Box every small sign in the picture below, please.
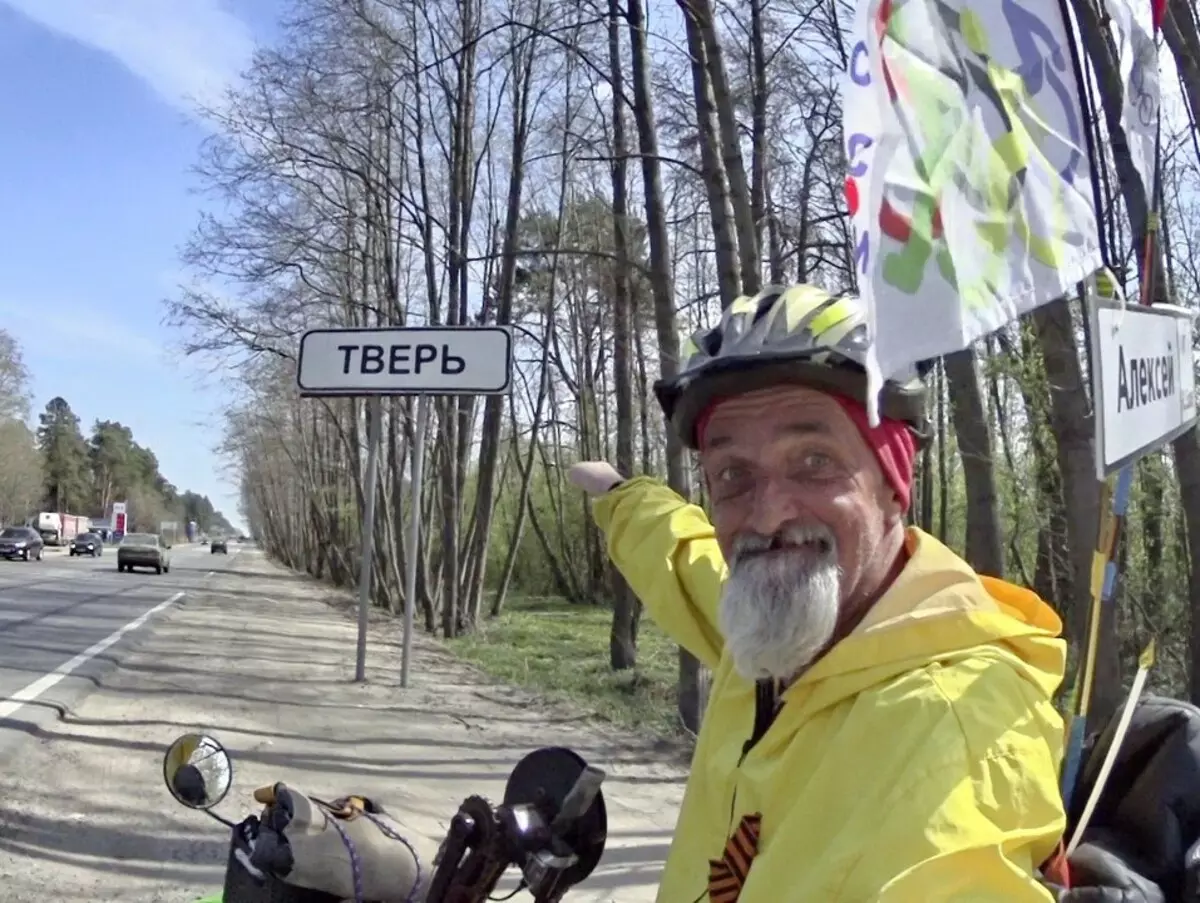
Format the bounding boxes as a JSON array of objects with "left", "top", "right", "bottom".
[
  {"left": 1091, "top": 300, "right": 1198, "bottom": 478},
  {"left": 112, "top": 502, "right": 128, "bottom": 536},
  {"left": 296, "top": 327, "right": 513, "bottom": 397}
]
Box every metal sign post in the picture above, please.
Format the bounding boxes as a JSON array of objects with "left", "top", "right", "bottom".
[
  {"left": 354, "top": 395, "right": 383, "bottom": 682},
  {"left": 401, "top": 394, "right": 431, "bottom": 688},
  {"left": 295, "top": 326, "right": 513, "bottom": 686}
]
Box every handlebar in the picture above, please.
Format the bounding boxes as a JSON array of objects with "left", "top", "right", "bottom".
[
  {"left": 427, "top": 747, "right": 607, "bottom": 903},
  {"left": 162, "top": 733, "right": 608, "bottom": 903}
]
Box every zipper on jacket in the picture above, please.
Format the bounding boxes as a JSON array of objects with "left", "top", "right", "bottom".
[
  {"left": 739, "top": 679, "right": 781, "bottom": 764},
  {"left": 711, "top": 677, "right": 780, "bottom": 902}
]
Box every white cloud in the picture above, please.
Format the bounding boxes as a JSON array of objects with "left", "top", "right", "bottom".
[{"left": 2, "top": 0, "right": 255, "bottom": 114}]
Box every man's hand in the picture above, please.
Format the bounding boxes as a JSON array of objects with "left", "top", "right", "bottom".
[
  {"left": 567, "top": 461, "right": 624, "bottom": 496},
  {"left": 1040, "top": 836, "right": 1166, "bottom": 902}
]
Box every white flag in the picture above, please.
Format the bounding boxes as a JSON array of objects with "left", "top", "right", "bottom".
[
  {"left": 1102, "top": 0, "right": 1161, "bottom": 199},
  {"left": 843, "top": 0, "right": 1104, "bottom": 411}
]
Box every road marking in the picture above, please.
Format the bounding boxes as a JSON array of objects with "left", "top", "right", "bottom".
[{"left": 0, "top": 591, "right": 185, "bottom": 722}]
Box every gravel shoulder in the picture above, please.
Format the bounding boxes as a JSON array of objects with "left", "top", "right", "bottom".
[{"left": 0, "top": 549, "right": 685, "bottom": 902}]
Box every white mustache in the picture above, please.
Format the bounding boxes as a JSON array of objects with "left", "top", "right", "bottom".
[{"left": 730, "top": 523, "right": 836, "bottom": 565}]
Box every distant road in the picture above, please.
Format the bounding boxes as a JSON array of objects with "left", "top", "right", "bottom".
[{"left": 0, "top": 544, "right": 235, "bottom": 759}]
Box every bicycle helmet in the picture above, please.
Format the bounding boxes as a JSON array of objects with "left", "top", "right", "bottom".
[{"left": 654, "top": 283, "right": 929, "bottom": 449}]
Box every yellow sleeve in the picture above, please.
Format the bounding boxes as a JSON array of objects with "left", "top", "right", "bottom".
[
  {"left": 851, "top": 752, "right": 1063, "bottom": 902},
  {"left": 833, "top": 672, "right": 1065, "bottom": 901},
  {"left": 591, "top": 476, "right": 726, "bottom": 670}
]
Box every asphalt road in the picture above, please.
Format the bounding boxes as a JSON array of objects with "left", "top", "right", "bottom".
[{"left": 0, "top": 543, "right": 237, "bottom": 760}]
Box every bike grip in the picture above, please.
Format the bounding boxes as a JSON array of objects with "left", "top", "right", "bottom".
[{"left": 553, "top": 765, "right": 605, "bottom": 830}]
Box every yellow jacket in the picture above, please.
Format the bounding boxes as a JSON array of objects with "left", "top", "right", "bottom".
[
  {"left": 593, "top": 477, "right": 1067, "bottom": 902},
  {"left": 165, "top": 734, "right": 200, "bottom": 778}
]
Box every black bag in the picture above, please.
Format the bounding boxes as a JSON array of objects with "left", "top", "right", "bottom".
[
  {"left": 221, "top": 817, "right": 341, "bottom": 903},
  {"left": 1061, "top": 695, "right": 1200, "bottom": 902}
]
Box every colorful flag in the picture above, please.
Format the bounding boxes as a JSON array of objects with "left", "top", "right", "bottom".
[
  {"left": 1103, "top": 0, "right": 1162, "bottom": 198},
  {"left": 843, "top": 0, "right": 1104, "bottom": 419}
]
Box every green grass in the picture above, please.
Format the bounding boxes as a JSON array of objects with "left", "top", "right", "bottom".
[{"left": 447, "top": 594, "right": 682, "bottom": 738}]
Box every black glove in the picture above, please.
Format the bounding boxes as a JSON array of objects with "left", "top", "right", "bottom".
[
  {"left": 1183, "top": 836, "right": 1200, "bottom": 899},
  {"left": 1043, "top": 831, "right": 1165, "bottom": 903}
]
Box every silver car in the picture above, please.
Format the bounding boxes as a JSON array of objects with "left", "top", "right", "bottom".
[{"left": 117, "top": 532, "right": 173, "bottom": 574}]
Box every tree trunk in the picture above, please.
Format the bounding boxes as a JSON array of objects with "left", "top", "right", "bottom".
[
  {"left": 626, "top": 0, "right": 705, "bottom": 731},
  {"left": 607, "top": 0, "right": 640, "bottom": 670},
  {"left": 942, "top": 347, "right": 1005, "bottom": 577},
  {"left": 1031, "top": 300, "right": 1112, "bottom": 724}
]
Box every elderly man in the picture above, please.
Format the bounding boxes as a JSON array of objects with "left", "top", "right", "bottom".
[{"left": 569, "top": 283, "right": 1068, "bottom": 902}]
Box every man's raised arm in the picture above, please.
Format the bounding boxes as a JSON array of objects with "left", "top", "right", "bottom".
[{"left": 569, "top": 462, "right": 725, "bottom": 670}]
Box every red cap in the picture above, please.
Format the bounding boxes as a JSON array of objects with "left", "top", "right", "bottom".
[
  {"left": 829, "top": 395, "right": 916, "bottom": 511},
  {"left": 696, "top": 393, "right": 917, "bottom": 510}
]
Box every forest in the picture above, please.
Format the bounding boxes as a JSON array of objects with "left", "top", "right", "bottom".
[
  {"left": 0, "top": 329, "right": 234, "bottom": 536},
  {"left": 164, "top": 0, "right": 1200, "bottom": 735}
]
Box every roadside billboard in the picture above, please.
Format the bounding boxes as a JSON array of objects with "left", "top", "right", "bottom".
[{"left": 111, "top": 502, "right": 127, "bottom": 540}]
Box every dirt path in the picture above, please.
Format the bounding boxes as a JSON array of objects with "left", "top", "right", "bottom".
[{"left": 0, "top": 548, "right": 686, "bottom": 902}]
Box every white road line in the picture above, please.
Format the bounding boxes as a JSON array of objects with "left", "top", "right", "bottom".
[{"left": 0, "top": 591, "right": 185, "bottom": 722}]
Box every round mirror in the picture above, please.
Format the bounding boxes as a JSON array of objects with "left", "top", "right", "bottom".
[{"left": 162, "top": 733, "right": 233, "bottom": 809}]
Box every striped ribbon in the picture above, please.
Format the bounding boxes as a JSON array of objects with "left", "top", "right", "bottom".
[
  {"left": 708, "top": 813, "right": 763, "bottom": 902},
  {"left": 1062, "top": 461, "right": 1135, "bottom": 807}
]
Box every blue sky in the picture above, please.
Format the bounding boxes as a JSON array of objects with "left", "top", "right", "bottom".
[
  {"left": 0, "top": 0, "right": 282, "bottom": 530},
  {"left": 1, "top": 1, "right": 1185, "bottom": 536}
]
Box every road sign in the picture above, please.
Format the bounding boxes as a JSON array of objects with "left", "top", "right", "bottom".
[
  {"left": 1091, "top": 299, "right": 1198, "bottom": 478},
  {"left": 112, "top": 502, "right": 127, "bottom": 536},
  {"left": 296, "top": 326, "right": 513, "bottom": 397},
  {"left": 294, "top": 325, "right": 515, "bottom": 686}
]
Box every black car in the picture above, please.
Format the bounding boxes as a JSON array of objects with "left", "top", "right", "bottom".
[
  {"left": 0, "top": 526, "right": 44, "bottom": 561},
  {"left": 210, "top": 539, "right": 228, "bottom": 554},
  {"left": 69, "top": 532, "right": 104, "bottom": 557}
]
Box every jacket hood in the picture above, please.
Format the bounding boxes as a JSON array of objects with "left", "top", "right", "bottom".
[{"left": 789, "top": 527, "right": 1066, "bottom": 712}]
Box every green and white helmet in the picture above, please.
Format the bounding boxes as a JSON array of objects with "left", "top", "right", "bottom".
[{"left": 654, "top": 283, "right": 929, "bottom": 449}]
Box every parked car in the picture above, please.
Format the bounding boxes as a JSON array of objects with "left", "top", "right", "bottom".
[
  {"left": 117, "top": 532, "right": 172, "bottom": 574},
  {"left": 210, "top": 538, "right": 228, "bottom": 554},
  {"left": 0, "top": 526, "right": 43, "bottom": 561},
  {"left": 69, "top": 532, "right": 104, "bottom": 557}
]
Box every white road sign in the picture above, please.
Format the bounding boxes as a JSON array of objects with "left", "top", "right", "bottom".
[
  {"left": 1091, "top": 300, "right": 1198, "bottom": 478},
  {"left": 297, "top": 326, "right": 513, "bottom": 396}
]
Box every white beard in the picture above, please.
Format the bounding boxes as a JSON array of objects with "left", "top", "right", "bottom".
[{"left": 718, "top": 527, "right": 841, "bottom": 683}]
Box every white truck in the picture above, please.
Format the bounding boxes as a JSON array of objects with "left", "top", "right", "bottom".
[{"left": 31, "top": 512, "right": 91, "bottom": 545}]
